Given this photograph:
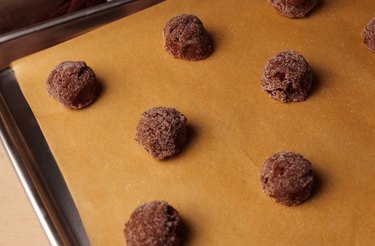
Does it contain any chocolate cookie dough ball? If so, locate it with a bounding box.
[261,51,313,103]
[271,0,317,18]
[46,61,99,109]
[362,17,375,53]
[163,14,213,60]
[135,107,187,159]
[260,152,314,206]
[124,201,181,246]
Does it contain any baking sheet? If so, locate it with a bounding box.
[0,1,163,245]
[0,67,87,245]
[11,0,375,245]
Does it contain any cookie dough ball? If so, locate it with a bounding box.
[271,0,317,18]
[163,14,213,61]
[135,107,187,159]
[261,51,313,103]
[124,201,181,246]
[362,17,375,53]
[46,61,99,109]
[260,151,314,206]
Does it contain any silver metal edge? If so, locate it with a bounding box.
[0,68,66,245]
[0,0,131,43]
[0,0,164,69]
[0,120,60,246]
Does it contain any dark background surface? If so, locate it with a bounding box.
[0,0,106,34]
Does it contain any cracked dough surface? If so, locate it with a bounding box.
[12,0,375,245]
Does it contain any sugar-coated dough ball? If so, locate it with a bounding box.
[260,151,314,206]
[163,14,213,60]
[271,0,317,18]
[362,17,375,53]
[46,61,99,109]
[135,107,187,159]
[261,51,313,103]
[124,201,181,246]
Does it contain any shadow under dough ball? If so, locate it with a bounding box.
[163,14,213,60]
[261,51,313,103]
[271,0,317,18]
[260,152,314,206]
[135,107,187,160]
[124,201,181,246]
[362,17,375,53]
[46,61,99,109]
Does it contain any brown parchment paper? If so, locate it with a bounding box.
[12,0,375,245]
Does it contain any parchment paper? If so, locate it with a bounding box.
[12,0,375,245]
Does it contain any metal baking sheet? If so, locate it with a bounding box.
[0,67,84,245]
[0,0,163,245]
